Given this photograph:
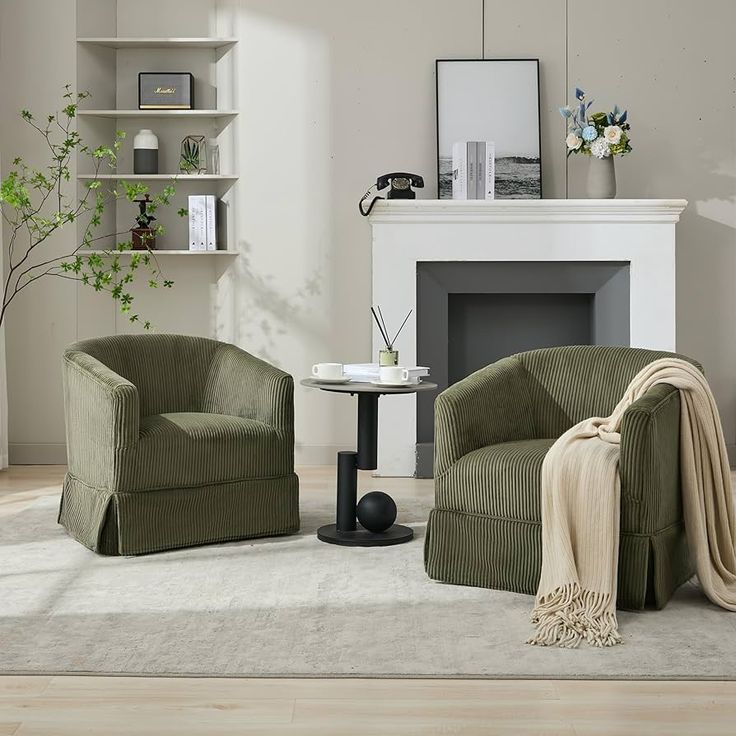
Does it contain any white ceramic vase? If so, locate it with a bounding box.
[586,155,616,198]
[133,129,159,175]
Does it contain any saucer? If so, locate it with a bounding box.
[313,377,351,385]
[370,379,414,388]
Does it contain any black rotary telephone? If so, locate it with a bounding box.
[358,172,424,216]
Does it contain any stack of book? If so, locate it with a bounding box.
[188,195,218,251]
[344,364,430,384]
[452,141,495,200]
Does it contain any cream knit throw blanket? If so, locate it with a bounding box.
[529,358,736,648]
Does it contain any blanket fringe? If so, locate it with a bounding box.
[527,582,622,648]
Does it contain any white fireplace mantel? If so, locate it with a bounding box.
[370,198,687,477]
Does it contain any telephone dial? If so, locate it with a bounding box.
[358,172,424,216]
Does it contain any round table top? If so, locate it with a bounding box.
[300,377,438,395]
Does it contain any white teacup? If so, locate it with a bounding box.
[380,365,410,384]
[312,362,344,380]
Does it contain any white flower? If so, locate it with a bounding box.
[604,125,623,144]
[590,137,611,159]
[566,132,583,151]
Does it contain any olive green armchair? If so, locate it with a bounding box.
[59,334,299,555]
[424,345,700,610]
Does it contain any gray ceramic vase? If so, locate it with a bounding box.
[586,155,616,198]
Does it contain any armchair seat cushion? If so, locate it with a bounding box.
[119,412,287,491]
[438,438,556,522]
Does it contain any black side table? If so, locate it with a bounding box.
[301,378,438,547]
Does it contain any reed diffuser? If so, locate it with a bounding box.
[371,306,412,367]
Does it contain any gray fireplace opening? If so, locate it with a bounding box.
[416,261,630,477]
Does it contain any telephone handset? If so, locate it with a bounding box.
[359,172,424,216]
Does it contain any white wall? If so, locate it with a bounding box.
[0,0,78,464]
[1,0,735,464]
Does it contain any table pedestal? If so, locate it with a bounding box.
[317,393,413,547]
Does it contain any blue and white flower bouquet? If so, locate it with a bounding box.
[560,88,632,159]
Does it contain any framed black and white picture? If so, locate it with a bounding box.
[436,59,541,199]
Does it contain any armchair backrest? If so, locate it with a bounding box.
[514,345,701,438]
[67,334,220,416]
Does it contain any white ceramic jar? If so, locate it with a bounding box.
[133,129,159,175]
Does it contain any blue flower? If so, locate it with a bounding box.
[582,125,598,142]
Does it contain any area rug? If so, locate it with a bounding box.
[1,492,736,678]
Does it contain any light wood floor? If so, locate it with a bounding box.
[1,465,735,735]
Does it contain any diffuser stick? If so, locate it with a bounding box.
[376,305,391,348]
[371,306,391,348]
[390,309,412,347]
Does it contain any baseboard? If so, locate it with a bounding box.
[9,443,67,465]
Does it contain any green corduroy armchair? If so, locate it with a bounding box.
[59,334,299,555]
[424,345,701,611]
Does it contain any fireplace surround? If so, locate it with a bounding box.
[370,199,687,477]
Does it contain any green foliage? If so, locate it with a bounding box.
[0,86,187,329]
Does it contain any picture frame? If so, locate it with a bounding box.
[436,59,542,199]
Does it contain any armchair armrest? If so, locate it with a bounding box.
[62,349,140,485]
[434,356,536,477]
[202,344,294,435]
[620,382,681,535]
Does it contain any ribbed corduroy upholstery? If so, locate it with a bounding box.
[58,334,299,555]
[425,345,701,611]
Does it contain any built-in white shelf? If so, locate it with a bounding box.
[77,37,238,49]
[85,249,238,256]
[78,109,238,119]
[77,174,238,182]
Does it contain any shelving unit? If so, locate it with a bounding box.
[76,3,239,254]
[74,0,240,336]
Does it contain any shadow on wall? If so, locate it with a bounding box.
[677,140,736,448]
[221,240,324,369]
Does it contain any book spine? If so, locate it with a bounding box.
[475,142,484,200]
[485,141,496,200]
[452,141,466,200]
[197,196,206,250]
[205,195,217,250]
[188,195,206,251]
[466,141,474,200]
[188,195,196,250]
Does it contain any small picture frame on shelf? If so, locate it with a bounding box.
[138,72,194,110]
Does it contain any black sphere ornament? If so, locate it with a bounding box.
[356,491,397,533]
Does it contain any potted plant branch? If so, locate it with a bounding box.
[0,86,185,330]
